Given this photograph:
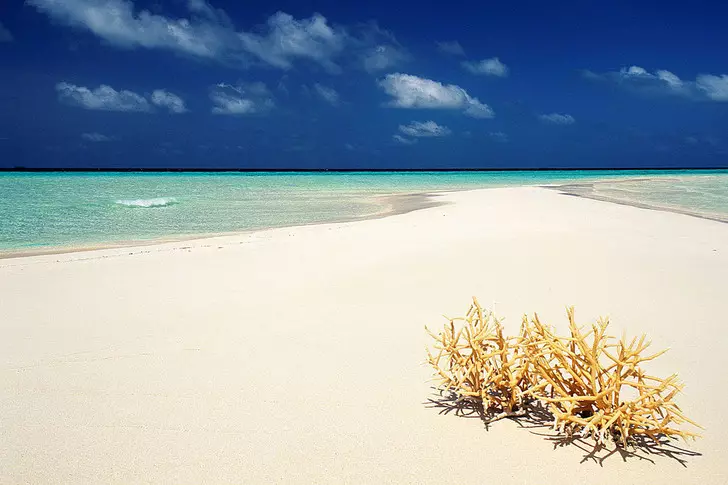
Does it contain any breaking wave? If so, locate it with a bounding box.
[115,197,178,208]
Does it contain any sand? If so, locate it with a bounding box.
[1,186,727,484]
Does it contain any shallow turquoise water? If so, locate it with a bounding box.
[1,170,726,252]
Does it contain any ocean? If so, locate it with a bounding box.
[1,170,727,253]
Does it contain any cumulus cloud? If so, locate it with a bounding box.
[584,65,728,102]
[436,41,465,56]
[696,74,728,101]
[56,82,187,113]
[539,113,575,125]
[313,83,340,105]
[463,57,509,77]
[398,120,451,137]
[29,0,406,73]
[29,0,236,59]
[81,132,112,142]
[210,82,274,114]
[151,90,188,113]
[392,134,417,145]
[56,82,151,112]
[0,21,12,42]
[378,73,494,118]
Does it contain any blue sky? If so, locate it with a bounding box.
[1,0,727,169]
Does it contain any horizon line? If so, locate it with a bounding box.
[2,167,727,173]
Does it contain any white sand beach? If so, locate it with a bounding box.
[1,186,727,484]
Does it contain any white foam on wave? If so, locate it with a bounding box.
[115,197,178,208]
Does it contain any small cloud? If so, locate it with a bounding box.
[56,82,151,112]
[277,76,290,96]
[150,89,187,113]
[696,74,728,101]
[398,120,451,138]
[56,82,186,113]
[0,21,12,42]
[313,83,340,106]
[81,132,113,142]
[378,73,494,118]
[436,41,465,56]
[361,44,409,73]
[584,65,728,102]
[682,135,723,148]
[210,82,274,115]
[344,143,356,151]
[239,12,346,72]
[353,22,409,73]
[186,0,232,26]
[539,113,575,125]
[489,131,509,142]
[463,57,509,77]
[393,134,417,145]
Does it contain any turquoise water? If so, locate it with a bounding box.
[1,170,727,252]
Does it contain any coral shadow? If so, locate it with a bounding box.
[424,388,701,466]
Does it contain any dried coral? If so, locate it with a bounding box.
[521,308,700,446]
[426,299,700,447]
[426,297,533,422]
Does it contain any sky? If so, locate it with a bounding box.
[1,0,727,169]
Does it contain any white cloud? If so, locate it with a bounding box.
[238,12,345,72]
[0,21,12,42]
[186,0,232,26]
[463,57,509,77]
[616,66,690,96]
[151,90,188,113]
[392,134,417,145]
[56,82,151,112]
[56,83,186,113]
[81,132,112,142]
[539,113,575,125]
[436,41,465,56]
[313,83,340,105]
[378,73,494,118]
[29,0,235,59]
[696,74,728,101]
[30,0,400,72]
[210,82,274,114]
[584,65,728,102]
[361,44,409,73]
[398,120,451,138]
[350,22,408,73]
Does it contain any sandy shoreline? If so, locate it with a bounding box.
[1,186,727,484]
[3,178,726,260]
[550,180,728,224]
[0,191,446,260]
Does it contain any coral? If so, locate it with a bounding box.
[521,308,700,446]
[426,298,700,447]
[425,297,533,422]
